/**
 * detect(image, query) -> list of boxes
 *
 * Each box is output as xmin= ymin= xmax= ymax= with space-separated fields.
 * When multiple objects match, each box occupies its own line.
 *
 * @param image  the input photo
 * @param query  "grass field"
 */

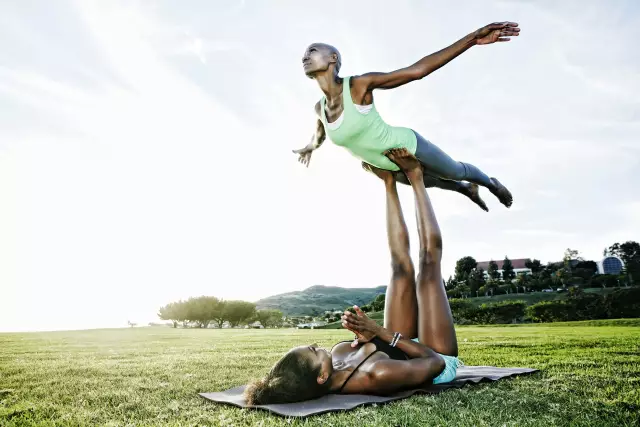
xmin=1 ymin=320 xmax=639 ymax=426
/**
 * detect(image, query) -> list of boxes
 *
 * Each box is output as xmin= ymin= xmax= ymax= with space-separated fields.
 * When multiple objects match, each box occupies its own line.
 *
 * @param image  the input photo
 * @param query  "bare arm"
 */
xmin=293 ymin=102 xmax=327 ymax=167
xmin=366 ymin=356 xmax=445 ymax=393
xmin=355 ymin=22 xmax=519 ymax=91
xmin=342 ymin=306 xmax=440 ymax=359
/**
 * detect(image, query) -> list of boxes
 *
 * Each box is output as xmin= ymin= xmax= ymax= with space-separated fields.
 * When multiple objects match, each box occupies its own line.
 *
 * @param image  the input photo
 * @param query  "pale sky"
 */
xmin=1 ymin=0 xmax=638 ymax=332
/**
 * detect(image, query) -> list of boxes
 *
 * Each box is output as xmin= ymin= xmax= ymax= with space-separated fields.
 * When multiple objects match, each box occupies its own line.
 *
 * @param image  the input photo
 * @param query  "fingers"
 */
xmin=489 ymin=21 xmax=519 ymax=30
xmin=497 ymin=37 xmax=510 ymax=42
xmin=341 ymin=312 xmax=361 ymax=329
xmin=354 ymin=305 xmax=365 ymax=317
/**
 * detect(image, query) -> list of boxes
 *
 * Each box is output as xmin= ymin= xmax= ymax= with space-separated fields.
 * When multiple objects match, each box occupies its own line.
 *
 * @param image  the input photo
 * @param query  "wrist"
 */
xmin=467 ymin=31 xmax=479 ymax=46
xmin=376 ymin=327 xmax=393 ymax=343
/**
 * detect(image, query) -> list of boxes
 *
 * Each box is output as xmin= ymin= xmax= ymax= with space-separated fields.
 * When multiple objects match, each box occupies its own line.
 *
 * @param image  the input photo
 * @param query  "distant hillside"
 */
xmin=256 ymin=285 xmax=387 ymax=316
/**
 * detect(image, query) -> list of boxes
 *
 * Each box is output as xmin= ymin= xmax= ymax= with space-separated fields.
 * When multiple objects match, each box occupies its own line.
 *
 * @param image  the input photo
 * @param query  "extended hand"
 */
xmin=292 ymin=145 xmax=314 ymax=167
xmin=342 ymin=306 xmax=380 ymax=347
xmin=474 ymin=22 xmax=520 ymax=45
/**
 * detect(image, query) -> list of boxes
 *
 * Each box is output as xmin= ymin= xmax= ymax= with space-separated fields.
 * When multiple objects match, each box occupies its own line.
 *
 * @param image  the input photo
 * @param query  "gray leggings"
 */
xmin=412 ymin=131 xmax=493 ymax=188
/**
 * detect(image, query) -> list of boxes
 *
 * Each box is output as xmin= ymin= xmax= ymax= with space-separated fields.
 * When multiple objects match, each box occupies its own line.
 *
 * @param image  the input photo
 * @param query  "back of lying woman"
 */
xmin=245 ymin=148 xmax=460 ymax=405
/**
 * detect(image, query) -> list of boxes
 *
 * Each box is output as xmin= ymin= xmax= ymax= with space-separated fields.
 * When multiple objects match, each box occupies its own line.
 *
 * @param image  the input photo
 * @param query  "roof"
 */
xmin=476 ymin=258 xmax=529 ymax=270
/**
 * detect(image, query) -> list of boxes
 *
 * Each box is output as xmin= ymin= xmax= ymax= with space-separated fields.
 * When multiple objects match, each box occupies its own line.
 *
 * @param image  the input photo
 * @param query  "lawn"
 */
xmin=1 ymin=320 xmax=639 ymax=426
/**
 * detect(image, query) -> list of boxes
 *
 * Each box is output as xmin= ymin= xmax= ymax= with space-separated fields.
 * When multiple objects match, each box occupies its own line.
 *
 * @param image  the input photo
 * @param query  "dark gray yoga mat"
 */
xmin=199 ymin=365 xmax=538 ymax=417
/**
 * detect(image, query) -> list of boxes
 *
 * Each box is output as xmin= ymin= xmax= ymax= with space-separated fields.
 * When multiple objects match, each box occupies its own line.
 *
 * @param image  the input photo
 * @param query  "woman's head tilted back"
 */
xmin=245 ymin=344 xmax=333 ymax=405
xmin=302 ymin=43 xmax=342 ymax=78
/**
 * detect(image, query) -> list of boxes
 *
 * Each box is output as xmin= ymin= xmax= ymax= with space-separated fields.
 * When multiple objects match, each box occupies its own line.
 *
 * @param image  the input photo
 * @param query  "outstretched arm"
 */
xmin=356 ymin=22 xmax=520 ymax=91
xmin=293 ymin=102 xmax=326 ymax=167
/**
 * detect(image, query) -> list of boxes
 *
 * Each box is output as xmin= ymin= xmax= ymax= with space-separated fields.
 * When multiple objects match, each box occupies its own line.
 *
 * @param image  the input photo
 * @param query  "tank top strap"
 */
xmin=338 ymin=349 xmax=378 ymax=393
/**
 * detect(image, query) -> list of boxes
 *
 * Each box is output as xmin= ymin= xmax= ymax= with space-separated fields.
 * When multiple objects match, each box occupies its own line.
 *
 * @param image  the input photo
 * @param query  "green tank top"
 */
xmin=319 ymin=76 xmax=417 ymax=171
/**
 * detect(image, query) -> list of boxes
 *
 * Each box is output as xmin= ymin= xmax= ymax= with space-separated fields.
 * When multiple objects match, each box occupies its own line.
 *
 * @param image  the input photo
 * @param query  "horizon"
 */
xmin=2 ymin=0 xmax=639 ymax=332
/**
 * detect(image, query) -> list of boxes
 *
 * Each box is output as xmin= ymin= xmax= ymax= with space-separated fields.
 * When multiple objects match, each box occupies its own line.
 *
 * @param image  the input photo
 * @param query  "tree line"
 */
xmin=446 ymin=241 xmax=639 ymax=299
xmin=158 ymin=296 xmax=284 ymax=329
xmin=449 ymin=286 xmax=640 ymax=324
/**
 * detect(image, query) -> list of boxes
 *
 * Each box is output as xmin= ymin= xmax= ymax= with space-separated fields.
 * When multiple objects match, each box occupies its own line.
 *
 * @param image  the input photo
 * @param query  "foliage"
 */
xmin=467 ymin=268 xmax=486 ymax=295
xmin=524 ymin=258 xmax=543 ymax=275
xmin=254 ymin=309 xmax=284 ymax=328
xmin=450 ymin=299 xmax=525 ymax=324
xmin=603 ymin=287 xmax=640 ymax=318
xmin=526 ymin=301 xmax=571 ymax=323
xmin=454 ymin=256 xmax=477 ymax=284
xmin=501 ymin=257 xmax=515 ymax=283
xmin=606 ymin=241 xmax=640 ymax=285
xmin=223 ymin=301 xmax=256 ymax=327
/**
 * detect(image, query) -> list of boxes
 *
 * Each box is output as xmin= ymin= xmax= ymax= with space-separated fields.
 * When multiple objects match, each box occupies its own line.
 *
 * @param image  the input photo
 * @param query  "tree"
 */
xmin=185 ymin=296 xmax=222 ymax=328
xmin=158 ymin=302 xmax=180 ymax=328
xmin=454 ymin=256 xmax=477 ymax=284
xmin=468 ymin=268 xmax=486 ymax=296
xmin=445 ymin=276 xmax=456 ymax=290
xmin=502 ymin=257 xmax=515 ymax=283
xmin=158 ymin=300 xmax=189 ymax=328
xmin=573 ymin=260 xmax=598 ymax=282
xmin=370 ymin=294 xmax=386 ymax=312
xmin=211 ymin=300 xmax=228 ymax=328
xmin=224 ymin=301 xmax=257 ymax=327
xmin=255 ymin=309 xmax=284 ymax=328
xmin=488 ymin=260 xmax=501 ymax=282
xmin=516 ymin=273 xmax=530 ymax=293
xmin=606 ymin=241 xmax=640 ymax=285
xmin=559 ymin=248 xmax=582 ymax=288
xmin=525 ymin=259 xmax=543 ymax=275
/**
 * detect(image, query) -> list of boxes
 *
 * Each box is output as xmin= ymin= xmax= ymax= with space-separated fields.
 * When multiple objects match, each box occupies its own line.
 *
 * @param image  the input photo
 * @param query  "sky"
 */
xmin=1 ymin=0 xmax=639 ymax=332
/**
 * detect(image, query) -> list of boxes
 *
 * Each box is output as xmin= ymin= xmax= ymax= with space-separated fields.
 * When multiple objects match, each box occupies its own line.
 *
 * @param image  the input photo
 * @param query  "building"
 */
xmin=476 ymin=258 xmax=532 ymax=279
xmin=598 ymin=256 xmax=624 ymax=275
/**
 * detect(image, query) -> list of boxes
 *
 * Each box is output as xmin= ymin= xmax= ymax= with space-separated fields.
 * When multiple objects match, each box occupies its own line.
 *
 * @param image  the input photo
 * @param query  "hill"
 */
xmin=255 ymin=285 xmax=387 ymax=316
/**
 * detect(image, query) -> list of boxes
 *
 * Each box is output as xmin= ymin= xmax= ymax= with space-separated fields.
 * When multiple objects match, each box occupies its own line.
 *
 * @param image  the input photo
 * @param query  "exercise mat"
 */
xmin=199 ymin=365 xmax=538 ymax=417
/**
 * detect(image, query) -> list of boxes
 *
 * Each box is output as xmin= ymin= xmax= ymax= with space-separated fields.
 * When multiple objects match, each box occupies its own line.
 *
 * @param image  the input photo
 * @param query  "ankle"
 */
xmin=405 ymin=169 xmax=423 ymax=183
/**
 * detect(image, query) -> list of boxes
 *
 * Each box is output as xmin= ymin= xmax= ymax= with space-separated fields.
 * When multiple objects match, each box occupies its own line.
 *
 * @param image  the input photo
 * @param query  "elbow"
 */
xmin=410 ymin=67 xmax=427 ymax=81
xmin=410 ymin=65 xmax=433 ymax=80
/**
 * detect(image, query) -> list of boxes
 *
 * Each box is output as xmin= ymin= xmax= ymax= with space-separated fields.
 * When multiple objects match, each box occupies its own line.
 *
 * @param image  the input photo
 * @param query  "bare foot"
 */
xmin=384 ymin=148 xmax=422 ymax=178
xmin=361 ymin=162 xmax=394 ymax=182
xmin=489 ymin=178 xmax=513 ymax=208
xmin=467 ymin=183 xmax=489 ymax=212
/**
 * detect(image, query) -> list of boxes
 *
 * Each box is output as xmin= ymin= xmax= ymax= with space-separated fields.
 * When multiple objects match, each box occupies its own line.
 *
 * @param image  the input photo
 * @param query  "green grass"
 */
xmin=1 ymin=320 xmax=639 ymax=426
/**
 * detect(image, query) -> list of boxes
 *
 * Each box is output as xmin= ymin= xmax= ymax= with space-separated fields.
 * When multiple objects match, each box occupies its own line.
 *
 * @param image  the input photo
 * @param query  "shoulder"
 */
xmin=330 ymin=341 xmax=353 ymax=354
xmin=314 ymin=100 xmax=322 ymax=116
xmin=349 ymin=74 xmax=370 ymax=91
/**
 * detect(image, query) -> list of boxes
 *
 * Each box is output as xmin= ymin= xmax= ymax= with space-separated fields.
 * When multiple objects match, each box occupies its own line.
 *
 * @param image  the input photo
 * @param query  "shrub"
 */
xmin=526 ymin=301 xmax=571 ymax=323
xmin=604 ymin=287 xmax=640 ymax=318
xmin=449 ymin=299 xmax=479 ymax=324
xmin=477 ymin=300 xmax=526 ymax=324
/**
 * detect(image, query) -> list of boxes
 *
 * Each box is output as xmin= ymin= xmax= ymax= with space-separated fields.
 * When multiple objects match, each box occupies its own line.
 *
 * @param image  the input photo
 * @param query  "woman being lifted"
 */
xmin=294 ymin=22 xmax=520 ymax=211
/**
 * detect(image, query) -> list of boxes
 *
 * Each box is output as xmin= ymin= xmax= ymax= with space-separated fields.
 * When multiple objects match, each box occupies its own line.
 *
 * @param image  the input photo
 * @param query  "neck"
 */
xmin=314 ymin=72 xmax=343 ymax=101
xmin=327 ymin=366 xmax=354 ymax=392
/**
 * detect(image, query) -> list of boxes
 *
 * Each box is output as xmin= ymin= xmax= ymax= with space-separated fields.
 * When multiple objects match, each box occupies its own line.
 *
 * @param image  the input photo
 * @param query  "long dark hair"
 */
xmin=245 ymin=349 xmax=330 ymax=405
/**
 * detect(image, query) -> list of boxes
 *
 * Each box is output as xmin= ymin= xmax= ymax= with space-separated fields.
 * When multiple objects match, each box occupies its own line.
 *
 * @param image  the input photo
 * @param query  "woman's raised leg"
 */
xmin=412 ymin=131 xmax=513 ymax=208
xmin=385 ymin=148 xmax=458 ymax=357
xmin=361 ymin=163 xmax=418 ymax=339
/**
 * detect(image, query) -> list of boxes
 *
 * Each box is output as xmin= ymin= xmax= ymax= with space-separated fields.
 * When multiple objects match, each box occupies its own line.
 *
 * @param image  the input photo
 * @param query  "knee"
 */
xmin=452 ymin=162 xmax=468 ymax=180
xmin=391 ymin=258 xmax=415 ymax=279
xmin=418 ymin=247 xmax=442 ymax=270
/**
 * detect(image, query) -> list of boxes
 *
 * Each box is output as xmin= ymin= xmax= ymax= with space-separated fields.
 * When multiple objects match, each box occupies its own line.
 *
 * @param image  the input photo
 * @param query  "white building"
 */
xmin=476 ymin=258 xmax=532 ymax=281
